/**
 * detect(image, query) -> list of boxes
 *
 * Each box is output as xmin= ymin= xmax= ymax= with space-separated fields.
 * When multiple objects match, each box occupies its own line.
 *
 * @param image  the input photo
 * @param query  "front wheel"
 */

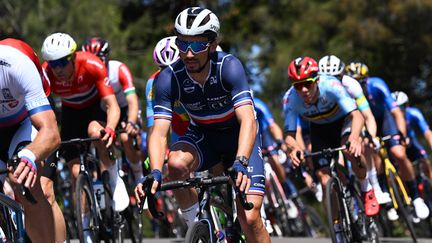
xmin=75 ymin=174 xmax=100 ymax=243
xmin=184 ymin=221 xmax=212 ymax=243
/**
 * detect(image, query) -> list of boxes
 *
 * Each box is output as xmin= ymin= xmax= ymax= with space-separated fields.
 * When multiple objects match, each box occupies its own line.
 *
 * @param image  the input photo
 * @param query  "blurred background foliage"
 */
xmin=1 ymin=0 xmax=432 ymax=124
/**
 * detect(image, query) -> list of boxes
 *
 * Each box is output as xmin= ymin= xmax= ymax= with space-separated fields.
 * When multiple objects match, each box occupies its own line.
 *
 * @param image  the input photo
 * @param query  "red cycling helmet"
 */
xmin=82 ymin=37 xmax=111 ymax=63
xmin=288 ymin=56 xmax=319 ymax=81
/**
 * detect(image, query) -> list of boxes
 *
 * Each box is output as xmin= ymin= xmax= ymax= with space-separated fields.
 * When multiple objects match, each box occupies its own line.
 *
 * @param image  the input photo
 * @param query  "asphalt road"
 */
xmin=70 ymin=237 xmax=432 ymax=242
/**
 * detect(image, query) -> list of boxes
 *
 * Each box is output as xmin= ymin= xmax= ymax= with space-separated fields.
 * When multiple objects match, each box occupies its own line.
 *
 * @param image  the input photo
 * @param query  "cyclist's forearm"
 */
xmin=126 ymin=93 xmax=139 ymax=124
xmin=362 ymin=109 xmax=377 ymax=138
xmin=105 ymin=99 xmax=121 ymax=129
xmin=269 ymin=122 xmax=284 ymax=141
xmin=391 ymin=108 xmax=407 ymax=137
xmin=27 ymin=112 xmax=60 ymax=161
xmin=425 ymin=130 xmax=432 ymax=149
xmin=235 ymin=105 xmax=256 ymax=159
xmin=350 ymin=110 xmax=364 ymax=139
xmin=148 ymin=133 xmax=167 ymax=171
xmin=285 ymin=133 xmax=301 ymax=151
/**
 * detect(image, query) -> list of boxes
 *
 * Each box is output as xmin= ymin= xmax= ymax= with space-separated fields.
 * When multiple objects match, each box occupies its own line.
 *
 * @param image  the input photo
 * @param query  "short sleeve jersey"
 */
xmin=341 ymin=75 xmax=370 ymax=112
xmin=153 ymin=52 xmax=253 ymax=131
xmin=0 ymin=45 xmax=51 ymax=128
xmin=405 ymin=107 xmax=430 ymax=139
xmin=365 ymin=77 xmax=398 ymax=119
xmin=253 ymin=97 xmax=275 ymax=132
xmin=107 ymin=60 xmax=135 ymax=108
xmin=283 ymin=75 xmax=357 ymax=133
xmin=42 ymin=51 xmax=114 ymax=109
xmin=0 ymin=38 xmax=50 ymax=96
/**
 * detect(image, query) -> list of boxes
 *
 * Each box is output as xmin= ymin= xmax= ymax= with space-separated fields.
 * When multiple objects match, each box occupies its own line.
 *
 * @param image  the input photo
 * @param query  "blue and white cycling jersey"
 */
xmin=253 ymin=97 xmax=275 ymax=133
xmin=153 ymin=52 xmax=253 ymax=130
xmin=405 ymin=107 xmax=430 ymax=139
xmin=283 ymin=75 xmax=357 ymax=133
xmin=365 ymin=77 xmax=398 ymax=119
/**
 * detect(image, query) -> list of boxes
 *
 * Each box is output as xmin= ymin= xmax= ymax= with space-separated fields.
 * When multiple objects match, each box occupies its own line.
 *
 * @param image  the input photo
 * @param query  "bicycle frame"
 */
xmin=378 ymin=138 xmax=412 ymax=209
xmin=0 ymin=193 xmax=25 ymax=243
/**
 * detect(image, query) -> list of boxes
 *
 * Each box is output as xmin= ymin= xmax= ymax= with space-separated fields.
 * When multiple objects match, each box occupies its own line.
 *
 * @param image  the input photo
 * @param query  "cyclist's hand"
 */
xmin=289 ymin=148 xmax=303 ymax=168
xmin=101 ymin=127 xmax=116 ymax=148
xmin=347 ymin=136 xmax=362 ymax=157
xmin=122 ymin=121 xmax=139 ymax=137
xmin=372 ymin=137 xmax=381 ymax=150
xmin=13 ymin=150 xmax=37 ymax=188
xmin=230 ymin=161 xmax=251 ymax=193
xmin=134 ymin=169 xmax=161 ymax=204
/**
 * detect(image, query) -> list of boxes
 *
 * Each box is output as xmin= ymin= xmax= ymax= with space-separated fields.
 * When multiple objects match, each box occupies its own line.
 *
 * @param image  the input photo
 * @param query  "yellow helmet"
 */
xmin=345 ymin=62 xmax=369 ymax=80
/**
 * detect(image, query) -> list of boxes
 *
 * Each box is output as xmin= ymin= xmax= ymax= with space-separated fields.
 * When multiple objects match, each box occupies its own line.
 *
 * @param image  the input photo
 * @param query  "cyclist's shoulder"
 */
xmin=406 ymin=106 xmax=424 ymax=117
xmin=76 ymin=51 xmax=106 ymax=72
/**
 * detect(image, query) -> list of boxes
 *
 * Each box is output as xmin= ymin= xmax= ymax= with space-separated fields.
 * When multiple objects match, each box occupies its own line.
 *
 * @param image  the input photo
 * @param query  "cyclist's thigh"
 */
xmin=406 ymin=137 xmax=428 ymax=162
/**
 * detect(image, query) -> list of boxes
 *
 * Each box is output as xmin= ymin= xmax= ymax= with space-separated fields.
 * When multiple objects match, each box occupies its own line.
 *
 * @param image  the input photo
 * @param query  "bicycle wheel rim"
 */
xmin=268 ymin=173 xmax=292 ymax=236
xmin=184 ymin=221 xmax=212 ymax=243
xmin=388 ymin=171 xmax=417 ymax=243
xmin=326 ymin=177 xmax=352 ymax=243
xmin=75 ymin=174 xmax=99 ymax=242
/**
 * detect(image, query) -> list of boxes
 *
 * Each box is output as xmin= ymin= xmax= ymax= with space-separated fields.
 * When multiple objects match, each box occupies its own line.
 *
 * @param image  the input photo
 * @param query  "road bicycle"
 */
xmin=304 ymin=145 xmax=380 ymax=243
xmin=140 ymin=169 xmax=253 ymax=243
xmin=376 ymin=135 xmax=417 ymax=242
xmin=60 ymin=135 xmax=125 ymax=242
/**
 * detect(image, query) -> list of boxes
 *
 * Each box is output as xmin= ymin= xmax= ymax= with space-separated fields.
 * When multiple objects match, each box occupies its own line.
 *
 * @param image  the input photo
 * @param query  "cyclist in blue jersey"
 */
xmin=136 ymin=7 xmax=269 ymax=242
xmin=253 ymin=97 xmax=287 ymax=181
xmin=284 ymin=57 xmax=379 ymax=238
xmin=346 ymin=62 xmax=429 ymax=219
xmin=319 ymin=55 xmax=391 ymax=205
xmin=392 ymin=91 xmax=432 ymax=180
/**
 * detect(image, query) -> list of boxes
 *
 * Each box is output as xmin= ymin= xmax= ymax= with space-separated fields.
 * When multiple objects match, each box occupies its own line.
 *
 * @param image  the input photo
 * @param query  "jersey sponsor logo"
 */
xmin=208 ymin=96 xmax=230 ymax=110
xmin=209 ymin=76 xmax=217 ymax=85
xmin=0 ymin=59 xmax=11 ymax=67
xmin=2 ymin=88 xmax=13 ymax=100
xmin=182 ymin=79 xmax=195 ymax=93
xmin=185 ymin=101 xmax=205 ymax=111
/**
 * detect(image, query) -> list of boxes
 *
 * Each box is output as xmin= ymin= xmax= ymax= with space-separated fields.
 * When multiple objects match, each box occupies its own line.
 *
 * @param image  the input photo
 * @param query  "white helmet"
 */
xmin=153 ymin=36 xmax=180 ymax=67
xmin=216 ymin=45 xmax=223 ymax=52
xmin=391 ymin=91 xmax=409 ymax=106
xmin=175 ymin=7 xmax=220 ymax=40
xmin=41 ymin=33 xmax=77 ymax=61
xmin=318 ymin=55 xmax=345 ymax=76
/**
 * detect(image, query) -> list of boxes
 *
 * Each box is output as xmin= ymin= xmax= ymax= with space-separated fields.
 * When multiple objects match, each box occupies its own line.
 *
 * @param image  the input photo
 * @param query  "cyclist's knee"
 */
xmin=167 ymin=152 xmax=194 ymax=180
xmin=242 ymin=206 xmax=263 ymax=229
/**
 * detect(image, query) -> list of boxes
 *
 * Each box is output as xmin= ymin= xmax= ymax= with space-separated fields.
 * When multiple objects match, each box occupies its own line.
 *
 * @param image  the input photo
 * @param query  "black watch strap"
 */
xmin=235 ymin=156 xmax=249 ymax=167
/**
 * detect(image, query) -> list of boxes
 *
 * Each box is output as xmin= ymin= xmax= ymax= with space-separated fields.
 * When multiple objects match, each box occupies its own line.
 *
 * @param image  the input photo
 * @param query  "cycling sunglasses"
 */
xmin=175 ymin=39 xmax=211 ymax=54
xmin=293 ymin=76 xmax=319 ymax=90
xmin=48 ymin=55 xmax=73 ymax=68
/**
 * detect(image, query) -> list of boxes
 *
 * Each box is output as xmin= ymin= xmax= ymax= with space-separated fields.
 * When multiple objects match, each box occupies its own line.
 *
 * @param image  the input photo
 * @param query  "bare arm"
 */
xmin=361 ymin=108 xmax=377 ymax=138
xmin=102 ymin=94 xmax=120 ymax=130
xmin=148 ymin=119 xmax=171 ymax=172
xmin=235 ymin=105 xmax=256 ymax=159
xmin=391 ymin=107 xmax=407 ymax=137
xmin=126 ymin=93 xmax=139 ymax=124
xmin=424 ymin=130 xmax=432 ymax=150
xmin=347 ymin=110 xmax=365 ymax=157
xmin=26 ymin=110 xmax=60 ymax=161
xmin=285 ymin=131 xmax=303 ymax=168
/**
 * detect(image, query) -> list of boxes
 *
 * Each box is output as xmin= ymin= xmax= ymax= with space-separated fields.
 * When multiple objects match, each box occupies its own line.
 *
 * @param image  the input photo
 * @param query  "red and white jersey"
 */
xmin=0 ymin=45 xmax=51 ymax=128
xmin=43 ymin=51 xmax=114 ymax=109
xmin=0 ymin=38 xmax=51 ymax=96
xmin=107 ymin=60 xmax=135 ymax=108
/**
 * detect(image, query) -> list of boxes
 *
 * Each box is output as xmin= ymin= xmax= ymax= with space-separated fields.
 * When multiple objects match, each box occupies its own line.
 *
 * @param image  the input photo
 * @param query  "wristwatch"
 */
xmin=235 ymin=156 xmax=249 ymax=167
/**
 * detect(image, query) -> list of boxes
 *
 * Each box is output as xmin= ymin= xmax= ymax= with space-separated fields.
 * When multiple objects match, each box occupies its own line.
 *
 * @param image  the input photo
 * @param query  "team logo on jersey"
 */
xmin=209 ymin=76 xmax=217 ymax=85
xmin=2 ymin=88 xmax=13 ymax=100
xmin=0 ymin=59 xmax=11 ymax=67
xmin=183 ymin=79 xmax=195 ymax=93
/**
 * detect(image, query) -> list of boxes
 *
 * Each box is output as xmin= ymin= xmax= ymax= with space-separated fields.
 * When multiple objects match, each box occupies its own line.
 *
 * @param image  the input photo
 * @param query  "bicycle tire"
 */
xmin=302 ymin=204 xmax=327 ymax=237
xmin=388 ymin=170 xmax=417 ymax=243
xmin=267 ymin=173 xmax=292 ymax=236
xmin=184 ymin=221 xmax=212 ymax=243
xmin=123 ymin=204 xmax=143 ymax=243
xmin=421 ymin=178 xmax=432 ymax=237
xmin=326 ymin=177 xmax=353 ymax=243
xmin=75 ymin=174 xmax=100 ymax=243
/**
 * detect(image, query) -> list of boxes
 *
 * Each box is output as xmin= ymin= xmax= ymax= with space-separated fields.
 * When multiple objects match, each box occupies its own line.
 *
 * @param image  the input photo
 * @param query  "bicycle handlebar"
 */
xmin=138 ymin=173 xmax=254 ymax=218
